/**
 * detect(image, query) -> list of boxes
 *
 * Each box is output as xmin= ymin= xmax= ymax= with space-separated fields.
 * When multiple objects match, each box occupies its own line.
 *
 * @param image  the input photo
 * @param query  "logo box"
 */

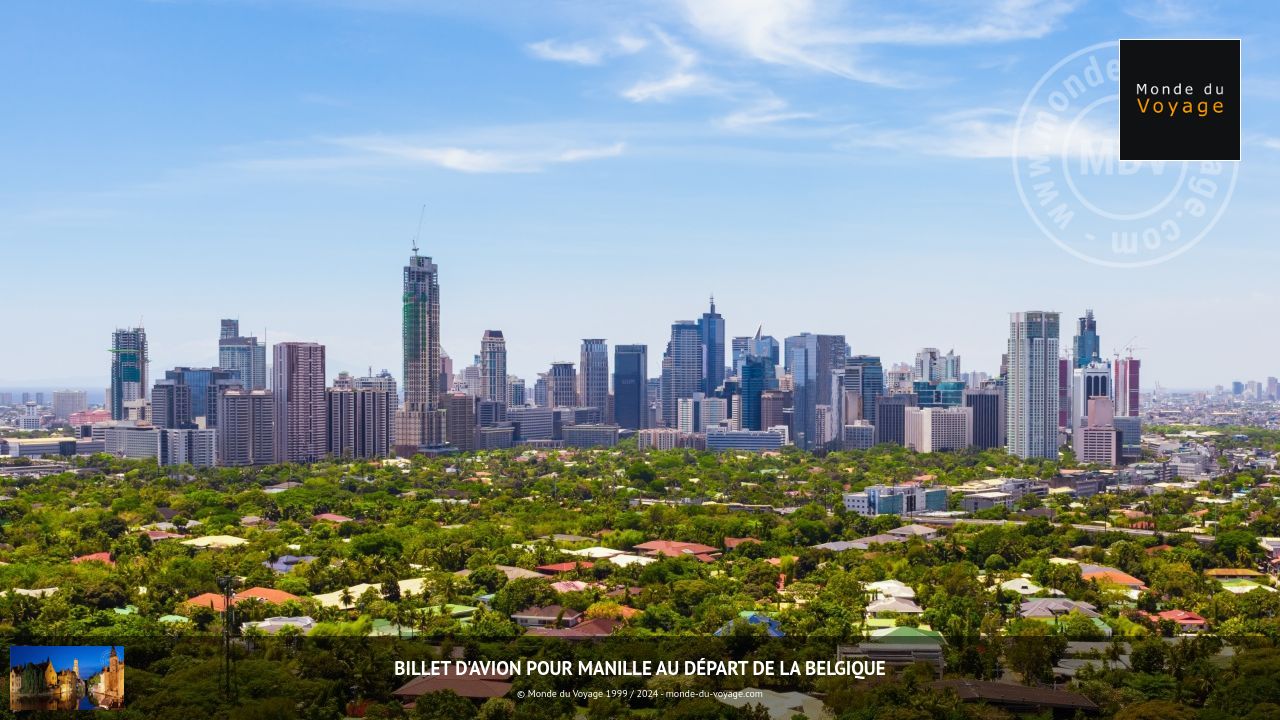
xmin=1120 ymin=39 xmax=1240 ymax=161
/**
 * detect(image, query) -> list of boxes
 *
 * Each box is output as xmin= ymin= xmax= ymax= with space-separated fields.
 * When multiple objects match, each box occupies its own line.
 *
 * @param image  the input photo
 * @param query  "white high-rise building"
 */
xmin=480 ymin=331 xmax=508 ymax=406
xmin=1006 ymin=311 xmax=1060 ymax=459
xmin=1070 ymin=361 xmax=1112 ymax=436
xmin=905 ymin=406 xmax=973 ymax=452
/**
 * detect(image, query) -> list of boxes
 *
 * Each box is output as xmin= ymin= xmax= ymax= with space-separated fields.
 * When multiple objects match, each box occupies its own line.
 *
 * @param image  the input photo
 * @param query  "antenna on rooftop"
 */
xmin=412 ymin=204 xmax=426 ymax=256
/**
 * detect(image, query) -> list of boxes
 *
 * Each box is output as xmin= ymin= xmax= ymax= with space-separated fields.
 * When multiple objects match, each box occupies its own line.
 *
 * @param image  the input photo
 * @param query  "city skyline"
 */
xmin=4 ymin=2 xmax=1280 ymax=389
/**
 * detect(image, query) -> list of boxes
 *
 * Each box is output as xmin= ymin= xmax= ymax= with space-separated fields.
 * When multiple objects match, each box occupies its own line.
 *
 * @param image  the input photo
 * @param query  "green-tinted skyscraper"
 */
xmin=110 ymin=327 xmax=148 ymax=420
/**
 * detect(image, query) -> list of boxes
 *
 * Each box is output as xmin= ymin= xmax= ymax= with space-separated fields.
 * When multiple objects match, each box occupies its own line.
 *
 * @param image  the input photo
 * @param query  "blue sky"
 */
xmin=2 ymin=0 xmax=1278 ymax=391
xmin=10 ymin=645 xmax=122 ymax=679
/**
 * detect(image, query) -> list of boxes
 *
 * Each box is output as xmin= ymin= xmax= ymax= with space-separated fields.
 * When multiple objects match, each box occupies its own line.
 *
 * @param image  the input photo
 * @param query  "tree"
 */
xmin=411 ymin=690 xmax=476 ymax=720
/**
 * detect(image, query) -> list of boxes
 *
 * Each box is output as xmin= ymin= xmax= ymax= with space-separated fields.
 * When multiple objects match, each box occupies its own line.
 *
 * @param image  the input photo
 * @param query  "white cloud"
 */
xmin=843 ymin=107 xmax=1115 ymax=159
xmin=527 ymin=34 xmax=649 ymax=66
xmin=620 ymin=27 xmax=712 ymax=102
xmin=674 ymin=0 xmax=1078 ymax=86
xmin=719 ymin=96 xmax=814 ymax=129
xmin=332 ymin=136 xmax=626 ymax=173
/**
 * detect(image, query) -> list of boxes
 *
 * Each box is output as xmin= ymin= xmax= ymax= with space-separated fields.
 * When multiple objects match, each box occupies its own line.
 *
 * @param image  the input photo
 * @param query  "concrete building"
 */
xmin=842 ymin=421 xmax=876 ymax=450
xmin=705 ymin=427 xmax=786 ymax=452
xmin=217 ymin=388 xmax=274 ymax=466
xmin=273 ymin=342 xmax=326 ymax=463
xmin=158 ymin=428 xmax=216 ymax=467
xmin=547 ymin=361 xmax=578 ymax=409
xmin=443 ymin=391 xmax=477 ymax=452
xmin=578 ymin=339 xmax=609 ymax=419
xmin=150 ymin=380 xmax=194 ymax=430
xmin=875 ymin=394 xmax=917 ymax=446
xmin=905 ymin=407 xmax=973 ymax=452
xmin=843 ymin=485 xmax=947 ymax=517
xmin=963 ymin=386 xmax=1005 ymax=450
xmin=661 ymin=321 xmax=702 ymax=428
xmin=51 ymin=390 xmax=87 ymax=422
xmin=1074 ymin=396 xmax=1119 ymax=466
xmin=479 ymin=330 xmax=508 ymax=408
xmin=1006 ymin=311 xmax=1060 ymax=459
xmin=563 ymin=424 xmax=620 ymax=448
xmin=507 ymin=407 xmax=554 ymax=442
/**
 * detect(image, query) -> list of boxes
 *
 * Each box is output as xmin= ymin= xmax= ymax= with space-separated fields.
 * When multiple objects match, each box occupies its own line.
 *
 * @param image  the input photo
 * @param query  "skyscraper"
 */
xmin=218 ymin=319 xmax=267 ymax=391
xmin=914 ymin=348 xmax=941 ymax=383
xmin=1114 ymin=357 xmax=1141 ymax=417
xmin=216 ymin=387 xmax=274 ymax=466
xmin=874 ymin=394 xmax=916 ymax=446
xmin=579 ymin=339 xmax=609 ymax=412
xmin=1070 ymin=361 xmax=1111 ymax=436
xmin=613 ymin=344 xmax=648 ymax=430
xmin=479 ymin=330 xmax=508 ymax=408
xmin=661 ymin=321 xmax=702 ymax=428
xmin=698 ymin=297 xmax=725 ymax=395
xmin=151 ymin=380 xmax=193 ymax=430
xmin=784 ymin=333 xmax=846 ymax=450
xmin=963 ymin=386 xmax=1005 ymax=450
xmin=273 ymin=342 xmax=327 ymax=463
xmin=547 ymin=361 xmax=578 ymax=408
xmin=847 ymin=355 xmax=884 ymax=426
xmin=1073 ymin=309 xmax=1101 ymax=368
xmin=395 ymin=250 xmax=444 ymax=454
xmin=110 ymin=327 xmax=148 ymax=421
xmin=443 ymin=391 xmax=477 ymax=452
xmin=1007 ymin=311 xmax=1060 ymax=460
xmin=165 ymin=367 xmax=238 ymax=421
xmin=738 ymin=355 xmax=772 ymax=431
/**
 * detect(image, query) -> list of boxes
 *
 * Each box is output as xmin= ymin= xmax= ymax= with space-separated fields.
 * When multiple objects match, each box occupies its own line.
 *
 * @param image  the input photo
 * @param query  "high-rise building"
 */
xmin=698 ymin=297 xmax=725 ymax=395
xmin=273 ymin=342 xmax=326 ymax=463
xmin=940 ymin=350 xmax=961 ymax=382
xmin=1057 ymin=357 xmax=1071 ymax=428
xmin=547 ymin=361 xmax=578 ymax=408
xmin=327 ymin=383 xmax=356 ymax=458
xmin=731 ymin=336 xmax=751 ymax=378
xmin=110 ymin=328 xmax=148 ymax=421
xmin=1072 ymin=309 xmax=1101 ymax=368
xmin=158 ymin=428 xmax=216 ymax=467
xmin=151 ymin=379 xmax=194 ymax=430
xmin=479 ymin=331 xmax=508 ymax=407
xmin=964 ymin=386 xmax=1005 ymax=450
xmin=738 ymin=355 xmax=771 ymax=431
xmin=1114 ymin=357 xmax=1141 ymax=417
xmin=1074 ymin=396 xmax=1118 ymax=466
xmin=443 ymin=391 xmax=477 ymax=452
xmin=216 ymin=388 xmax=274 ymax=466
xmin=165 ymin=367 xmax=238 ymax=421
xmin=847 ymin=356 xmax=883 ymax=426
xmin=613 ymin=344 xmax=648 ymax=430
xmin=905 ymin=406 xmax=973 ymax=452
xmin=508 ymin=376 xmax=526 ymax=407
xmin=579 ymin=339 xmax=609 ymax=413
xmin=395 ymin=250 xmax=444 ymax=454
xmin=1007 ymin=311 xmax=1060 ymax=460
xmin=784 ymin=333 xmax=846 ymax=450
xmin=875 ymin=394 xmax=917 ymax=446
xmin=760 ymin=390 xmax=789 ymax=432
xmin=218 ymin=320 xmax=267 ymax=391
xmin=51 ymin=390 xmax=87 ymax=422
xmin=661 ymin=321 xmax=702 ymax=428
xmin=914 ymin=348 xmax=941 ymax=383
xmin=1070 ymin=361 xmax=1112 ymax=436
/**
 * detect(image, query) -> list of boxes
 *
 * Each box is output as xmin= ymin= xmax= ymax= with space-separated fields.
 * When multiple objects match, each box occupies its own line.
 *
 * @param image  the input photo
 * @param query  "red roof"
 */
xmin=235 ymin=587 xmax=300 ymax=604
xmin=536 ymin=561 xmax=594 ymax=574
xmin=1144 ymin=609 xmax=1207 ymax=625
xmin=183 ymin=592 xmax=228 ymax=612
xmin=1083 ymin=569 xmax=1146 ymax=589
xmin=313 ymin=513 xmax=352 ymax=523
xmin=633 ymin=540 xmax=719 ymax=557
xmin=524 ymin=617 xmax=620 ymax=638
xmin=724 ymin=537 xmax=760 ymax=550
xmin=394 ymin=668 xmax=512 ymax=700
xmin=72 ymin=552 xmax=114 ymax=566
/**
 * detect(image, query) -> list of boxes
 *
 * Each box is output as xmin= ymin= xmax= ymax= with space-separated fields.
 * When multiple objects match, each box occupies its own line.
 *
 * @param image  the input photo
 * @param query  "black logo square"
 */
xmin=1120 ymin=39 xmax=1240 ymax=161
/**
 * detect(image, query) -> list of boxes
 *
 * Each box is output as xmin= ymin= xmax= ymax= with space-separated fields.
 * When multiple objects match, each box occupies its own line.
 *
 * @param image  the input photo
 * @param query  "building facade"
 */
xmin=273 ymin=342 xmax=326 ymax=463
xmin=1006 ymin=311 xmax=1060 ymax=459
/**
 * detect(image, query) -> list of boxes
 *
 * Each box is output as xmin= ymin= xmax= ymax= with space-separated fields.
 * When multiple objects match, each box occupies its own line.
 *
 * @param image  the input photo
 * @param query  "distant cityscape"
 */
xmin=3 ymin=250 xmax=1278 ymax=467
